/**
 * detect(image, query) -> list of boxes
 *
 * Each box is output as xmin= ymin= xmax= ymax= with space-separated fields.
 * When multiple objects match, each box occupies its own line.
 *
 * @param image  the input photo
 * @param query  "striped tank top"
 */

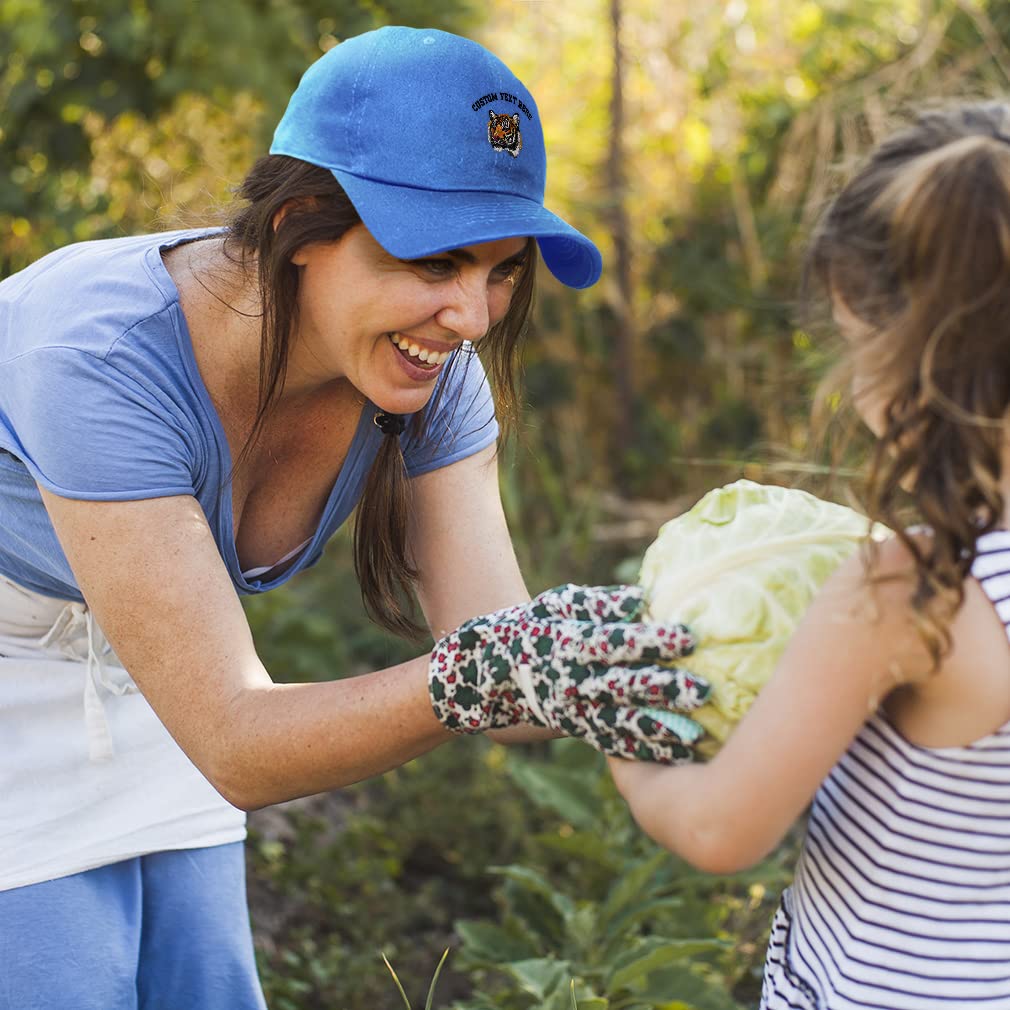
xmin=761 ymin=529 xmax=1010 ymax=1010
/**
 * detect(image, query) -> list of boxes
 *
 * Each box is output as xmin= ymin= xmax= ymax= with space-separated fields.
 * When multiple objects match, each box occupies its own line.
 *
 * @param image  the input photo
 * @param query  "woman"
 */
xmin=0 ymin=26 xmax=703 ymax=1008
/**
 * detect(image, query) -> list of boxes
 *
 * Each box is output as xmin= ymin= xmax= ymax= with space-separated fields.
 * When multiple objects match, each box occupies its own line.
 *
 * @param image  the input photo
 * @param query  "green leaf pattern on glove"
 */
xmin=429 ymin=584 xmax=710 ymax=763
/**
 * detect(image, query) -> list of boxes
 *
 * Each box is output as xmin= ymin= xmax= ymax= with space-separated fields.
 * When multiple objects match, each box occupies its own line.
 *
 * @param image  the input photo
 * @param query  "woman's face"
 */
xmin=287 ymin=224 xmax=528 ymax=414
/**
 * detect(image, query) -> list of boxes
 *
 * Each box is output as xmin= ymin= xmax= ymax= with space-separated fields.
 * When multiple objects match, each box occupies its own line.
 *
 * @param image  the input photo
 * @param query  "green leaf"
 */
xmin=536 ymin=985 xmax=574 ymax=1010
xmin=600 ymin=897 xmax=686 ymax=955
xmin=505 ymin=958 xmax=571 ymax=999
xmin=532 ymin=828 xmax=618 ymax=871
xmin=449 ymin=999 xmax=499 ymax=1010
xmin=536 ymin=978 xmax=609 ymax=1010
xmin=505 ymin=756 xmax=600 ymax=830
xmin=570 ymin=978 xmax=609 ymax=1010
xmin=608 ymin=937 xmax=729 ymax=991
xmin=548 ymin=737 xmax=607 ymax=773
xmin=599 ymin=849 xmax=671 ymax=928
xmin=501 ymin=885 xmax=566 ymax=948
xmin=492 ymin=865 xmax=577 ymax=922
xmin=454 ymin=919 xmax=538 ymax=964
xmin=381 ymin=952 xmax=412 ymax=1010
xmin=627 ymin=964 xmax=742 ymax=1010
xmin=424 ymin=948 xmax=449 ymax=1010
xmin=565 ymin=903 xmax=600 ymax=953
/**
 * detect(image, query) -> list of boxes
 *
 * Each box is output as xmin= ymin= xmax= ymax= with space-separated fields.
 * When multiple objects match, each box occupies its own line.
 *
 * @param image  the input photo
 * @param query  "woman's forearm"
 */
xmin=486 ymin=725 xmax=563 ymax=744
xmin=204 ymin=654 xmax=452 ymax=810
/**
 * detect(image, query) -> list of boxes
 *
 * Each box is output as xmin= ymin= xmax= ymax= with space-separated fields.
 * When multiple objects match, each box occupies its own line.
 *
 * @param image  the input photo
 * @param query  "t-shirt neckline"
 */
xmin=142 ymin=227 xmax=376 ymax=591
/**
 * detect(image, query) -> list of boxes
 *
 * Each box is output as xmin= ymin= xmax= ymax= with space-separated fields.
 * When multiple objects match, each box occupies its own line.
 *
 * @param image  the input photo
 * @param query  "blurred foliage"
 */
xmin=492 ymin=0 xmax=1010 ymax=502
xmin=452 ymin=741 xmax=794 ymax=1010
xmin=0 ymin=0 xmax=477 ymax=268
xmin=247 ymin=736 xmax=792 ymax=1009
xmin=8 ymin=0 xmax=1010 ymax=1007
xmin=247 ymin=737 xmax=549 ymax=1009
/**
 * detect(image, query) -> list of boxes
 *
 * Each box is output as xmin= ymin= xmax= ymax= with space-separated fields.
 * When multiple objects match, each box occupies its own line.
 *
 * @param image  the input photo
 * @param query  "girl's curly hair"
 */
xmin=808 ymin=102 xmax=1010 ymax=670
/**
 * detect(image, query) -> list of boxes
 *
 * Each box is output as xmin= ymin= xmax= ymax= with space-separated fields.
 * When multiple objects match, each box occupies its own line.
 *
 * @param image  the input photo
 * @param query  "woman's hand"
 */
xmin=428 ymin=584 xmax=709 ymax=762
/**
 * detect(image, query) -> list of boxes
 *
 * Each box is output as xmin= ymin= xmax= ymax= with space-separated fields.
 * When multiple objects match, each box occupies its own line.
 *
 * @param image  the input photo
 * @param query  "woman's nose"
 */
xmin=436 ymin=278 xmax=491 ymax=342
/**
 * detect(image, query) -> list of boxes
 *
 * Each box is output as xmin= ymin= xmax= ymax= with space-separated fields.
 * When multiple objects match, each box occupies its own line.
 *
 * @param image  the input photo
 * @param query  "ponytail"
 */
xmin=354 ymin=422 xmax=421 ymax=639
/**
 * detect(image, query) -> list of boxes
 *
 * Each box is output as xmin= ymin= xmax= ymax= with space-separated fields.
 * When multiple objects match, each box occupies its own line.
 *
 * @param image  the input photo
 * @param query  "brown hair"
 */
xmin=807 ymin=102 xmax=1010 ymax=668
xmin=225 ymin=155 xmax=537 ymax=639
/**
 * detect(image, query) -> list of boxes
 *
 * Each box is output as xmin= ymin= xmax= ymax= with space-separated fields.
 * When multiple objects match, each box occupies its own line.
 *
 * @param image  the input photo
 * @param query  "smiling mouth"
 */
xmin=388 ymin=333 xmax=453 ymax=370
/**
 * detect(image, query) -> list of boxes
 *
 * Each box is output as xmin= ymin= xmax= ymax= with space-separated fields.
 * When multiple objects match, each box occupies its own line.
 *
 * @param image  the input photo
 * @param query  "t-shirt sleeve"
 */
xmin=0 ymin=346 xmax=198 ymax=500
xmin=402 ymin=347 xmax=499 ymax=478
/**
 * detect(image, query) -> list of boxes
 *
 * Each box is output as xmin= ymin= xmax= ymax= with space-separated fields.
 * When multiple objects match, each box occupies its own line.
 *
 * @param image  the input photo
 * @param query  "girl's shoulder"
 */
xmin=875 ymin=528 xmax=1010 ymax=749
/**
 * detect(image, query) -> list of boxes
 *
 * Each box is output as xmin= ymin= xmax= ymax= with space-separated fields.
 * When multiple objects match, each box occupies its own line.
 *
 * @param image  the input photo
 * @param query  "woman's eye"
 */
xmin=493 ymin=261 xmax=524 ymax=283
xmin=417 ymin=258 xmax=454 ymax=277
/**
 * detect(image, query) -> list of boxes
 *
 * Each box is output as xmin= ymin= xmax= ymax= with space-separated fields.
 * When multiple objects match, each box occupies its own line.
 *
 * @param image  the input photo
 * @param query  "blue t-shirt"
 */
xmin=0 ymin=228 xmax=499 ymax=601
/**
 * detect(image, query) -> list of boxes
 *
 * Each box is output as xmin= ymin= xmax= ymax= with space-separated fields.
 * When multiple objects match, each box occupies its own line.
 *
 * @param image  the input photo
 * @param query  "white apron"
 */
xmin=0 ymin=574 xmax=245 ymax=891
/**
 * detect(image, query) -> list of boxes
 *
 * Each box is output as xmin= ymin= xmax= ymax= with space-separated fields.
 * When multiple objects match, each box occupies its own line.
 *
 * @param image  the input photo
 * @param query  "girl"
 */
xmin=0 ymin=26 xmax=704 ymax=1009
xmin=610 ymin=101 xmax=1010 ymax=1009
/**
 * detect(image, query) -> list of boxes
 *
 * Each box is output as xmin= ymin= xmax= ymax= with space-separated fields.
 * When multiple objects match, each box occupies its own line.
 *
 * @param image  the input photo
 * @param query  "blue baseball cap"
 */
xmin=270 ymin=26 xmax=602 ymax=289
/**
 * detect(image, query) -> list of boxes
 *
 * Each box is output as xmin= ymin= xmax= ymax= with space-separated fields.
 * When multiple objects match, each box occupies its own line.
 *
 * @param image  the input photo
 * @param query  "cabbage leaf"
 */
xmin=638 ymin=479 xmax=888 ymax=756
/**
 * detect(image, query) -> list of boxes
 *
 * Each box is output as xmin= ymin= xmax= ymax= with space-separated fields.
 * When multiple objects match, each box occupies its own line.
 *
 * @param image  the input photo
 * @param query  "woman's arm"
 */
xmin=408 ymin=442 xmax=529 ymax=636
xmin=40 ymin=487 xmax=453 ymax=811
xmin=407 ymin=442 xmax=558 ymax=744
xmin=608 ymin=542 xmax=931 ymax=874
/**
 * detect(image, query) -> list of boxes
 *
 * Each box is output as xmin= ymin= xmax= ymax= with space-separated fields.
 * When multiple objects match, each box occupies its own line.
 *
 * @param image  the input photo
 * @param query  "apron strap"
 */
xmin=39 ymin=602 xmax=137 ymax=762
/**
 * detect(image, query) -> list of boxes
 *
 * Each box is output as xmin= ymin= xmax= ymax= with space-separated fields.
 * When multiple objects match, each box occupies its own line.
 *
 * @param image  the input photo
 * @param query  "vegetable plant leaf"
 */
xmin=455 ymin=919 xmax=538 ymax=964
xmin=505 ymin=957 xmax=571 ymax=999
xmin=607 ymin=937 xmax=728 ymax=991
xmin=506 ymin=756 xmax=600 ymax=830
xmin=599 ymin=849 xmax=671 ymax=928
xmin=492 ymin=865 xmax=577 ymax=921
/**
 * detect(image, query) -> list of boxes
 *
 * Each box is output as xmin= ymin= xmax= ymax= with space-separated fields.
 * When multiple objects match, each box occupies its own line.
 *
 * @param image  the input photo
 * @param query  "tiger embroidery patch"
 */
xmin=487 ymin=110 xmax=522 ymax=157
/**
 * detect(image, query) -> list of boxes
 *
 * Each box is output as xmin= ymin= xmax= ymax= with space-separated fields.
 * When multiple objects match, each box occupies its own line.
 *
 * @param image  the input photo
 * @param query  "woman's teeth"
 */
xmin=389 ymin=333 xmax=451 ymax=368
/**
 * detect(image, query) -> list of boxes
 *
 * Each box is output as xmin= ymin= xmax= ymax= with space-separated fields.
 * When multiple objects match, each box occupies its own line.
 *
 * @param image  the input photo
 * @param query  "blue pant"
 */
xmin=0 ymin=842 xmax=267 ymax=1010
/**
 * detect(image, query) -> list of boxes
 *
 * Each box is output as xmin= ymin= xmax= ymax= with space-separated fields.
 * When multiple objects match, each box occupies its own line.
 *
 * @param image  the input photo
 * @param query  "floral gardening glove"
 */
xmin=428 ymin=584 xmax=710 ymax=763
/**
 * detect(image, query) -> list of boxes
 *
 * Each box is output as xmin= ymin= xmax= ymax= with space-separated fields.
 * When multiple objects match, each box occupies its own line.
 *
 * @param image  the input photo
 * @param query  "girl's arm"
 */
xmin=608 ymin=540 xmax=931 ymax=874
xmin=40 ymin=485 xmax=454 ymax=811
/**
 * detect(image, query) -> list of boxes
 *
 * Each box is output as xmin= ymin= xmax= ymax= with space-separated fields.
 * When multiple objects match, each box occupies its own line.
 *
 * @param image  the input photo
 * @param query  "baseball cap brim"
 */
xmin=331 ymin=168 xmax=603 ymax=290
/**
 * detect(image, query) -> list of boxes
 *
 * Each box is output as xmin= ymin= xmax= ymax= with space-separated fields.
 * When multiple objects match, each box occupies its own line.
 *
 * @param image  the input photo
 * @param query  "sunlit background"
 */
xmin=5 ymin=2 xmax=1010 ymax=1006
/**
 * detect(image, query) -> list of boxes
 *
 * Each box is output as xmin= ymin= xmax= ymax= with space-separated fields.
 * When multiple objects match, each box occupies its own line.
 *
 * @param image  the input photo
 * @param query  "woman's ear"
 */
xmin=271 ymin=200 xmax=298 ymax=234
xmin=271 ymin=196 xmax=320 ymax=235
xmin=272 ymin=199 xmax=317 ymax=265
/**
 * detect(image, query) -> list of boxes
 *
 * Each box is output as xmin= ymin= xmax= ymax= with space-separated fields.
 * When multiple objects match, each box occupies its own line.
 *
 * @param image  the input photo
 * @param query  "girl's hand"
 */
xmin=428 ymin=584 xmax=709 ymax=762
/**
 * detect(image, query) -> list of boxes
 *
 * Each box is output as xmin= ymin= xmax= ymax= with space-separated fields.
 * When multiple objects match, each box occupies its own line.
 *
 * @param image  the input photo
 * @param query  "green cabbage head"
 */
xmin=639 ymin=479 xmax=888 ymax=757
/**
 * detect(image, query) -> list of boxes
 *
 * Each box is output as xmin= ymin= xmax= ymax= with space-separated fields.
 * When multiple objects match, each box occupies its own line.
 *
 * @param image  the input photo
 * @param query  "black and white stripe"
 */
xmin=762 ymin=530 xmax=1010 ymax=1009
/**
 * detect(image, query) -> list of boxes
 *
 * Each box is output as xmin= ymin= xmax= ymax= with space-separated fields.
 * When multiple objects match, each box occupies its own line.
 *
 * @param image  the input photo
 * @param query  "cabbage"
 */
xmin=638 ymin=479 xmax=888 ymax=757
